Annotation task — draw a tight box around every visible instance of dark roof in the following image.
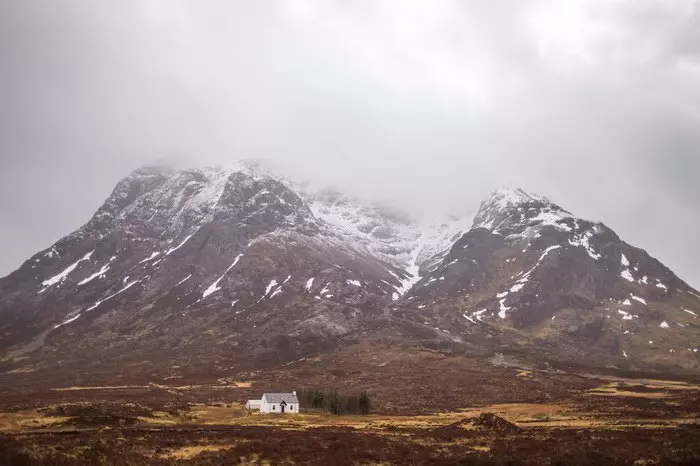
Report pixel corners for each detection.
[262,392,299,403]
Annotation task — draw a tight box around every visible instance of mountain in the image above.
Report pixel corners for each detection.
[1,165,698,396]
[399,188,700,369]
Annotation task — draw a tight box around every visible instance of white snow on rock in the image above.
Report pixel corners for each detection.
[464,309,488,323]
[620,269,634,282]
[617,309,637,320]
[568,231,601,260]
[202,254,244,298]
[265,279,278,296]
[40,250,94,291]
[346,279,361,287]
[682,309,697,317]
[175,274,192,287]
[269,288,283,299]
[392,247,422,300]
[320,282,331,296]
[622,299,632,306]
[85,279,140,312]
[656,282,668,290]
[659,321,670,329]
[305,278,315,291]
[622,350,629,359]
[510,283,525,293]
[517,245,562,283]
[619,254,643,284]
[630,295,647,305]
[139,251,161,263]
[302,186,472,295]
[44,247,59,259]
[77,263,111,286]
[53,313,82,329]
[620,270,634,282]
[165,231,198,256]
[497,291,509,298]
[498,298,510,319]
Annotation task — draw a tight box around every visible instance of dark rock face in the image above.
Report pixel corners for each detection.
[0,170,698,381]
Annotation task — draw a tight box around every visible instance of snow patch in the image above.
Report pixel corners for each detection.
[77,263,110,286]
[265,279,278,296]
[85,280,140,312]
[40,250,94,290]
[510,283,525,293]
[659,321,670,329]
[620,270,634,282]
[165,232,197,256]
[202,254,244,298]
[305,278,315,291]
[568,230,601,260]
[139,251,161,263]
[346,279,361,287]
[175,274,192,287]
[393,246,422,300]
[630,295,647,305]
[498,299,510,319]
[617,309,637,320]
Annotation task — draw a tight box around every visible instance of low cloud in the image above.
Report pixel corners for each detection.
[1,0,699,286]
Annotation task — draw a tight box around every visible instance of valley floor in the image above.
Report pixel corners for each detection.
[0,377,699,465]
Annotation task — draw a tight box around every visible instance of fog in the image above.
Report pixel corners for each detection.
[1,0,699,287]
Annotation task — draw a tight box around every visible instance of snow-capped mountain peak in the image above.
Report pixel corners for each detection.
[472,187,574,238]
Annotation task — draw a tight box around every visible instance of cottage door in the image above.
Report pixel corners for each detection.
[280,401,287,413]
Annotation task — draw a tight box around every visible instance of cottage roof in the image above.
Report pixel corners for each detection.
[262,392,299,403]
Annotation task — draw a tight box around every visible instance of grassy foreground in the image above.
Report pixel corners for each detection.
[0,377,699,465]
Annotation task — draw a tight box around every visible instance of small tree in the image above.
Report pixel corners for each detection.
[345,395,359,414]
[327,389,343,415]
[312,389,324,409]
[358,391,371,415]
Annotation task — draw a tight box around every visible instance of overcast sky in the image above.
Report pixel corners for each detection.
[1,0,699,287]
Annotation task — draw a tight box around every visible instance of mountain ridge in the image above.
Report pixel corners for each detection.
[0,163,698,391]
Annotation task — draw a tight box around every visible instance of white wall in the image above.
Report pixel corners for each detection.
[261,400,299,414]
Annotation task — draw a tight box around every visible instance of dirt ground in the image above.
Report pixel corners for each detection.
[0,375,699,465]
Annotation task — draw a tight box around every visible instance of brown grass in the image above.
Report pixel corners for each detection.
[159,444,237,460]
[0,411,68,432]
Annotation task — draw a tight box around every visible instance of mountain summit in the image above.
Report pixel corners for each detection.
[1,166,698,390]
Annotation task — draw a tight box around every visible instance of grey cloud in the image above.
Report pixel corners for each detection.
[1,0,699,287]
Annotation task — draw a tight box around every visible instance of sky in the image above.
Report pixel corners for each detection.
[0,0,699,287]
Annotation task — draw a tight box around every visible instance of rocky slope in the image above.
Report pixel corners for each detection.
[0,167,698,385]
[401,188,700,369]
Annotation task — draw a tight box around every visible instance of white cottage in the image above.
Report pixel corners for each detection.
[246,392,299,414]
